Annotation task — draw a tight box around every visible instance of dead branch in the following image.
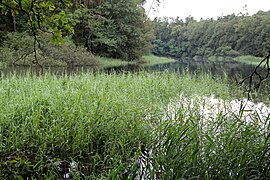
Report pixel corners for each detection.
[238,51,270,99]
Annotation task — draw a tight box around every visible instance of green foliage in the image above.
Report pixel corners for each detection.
[152,11,270,60]
[1,0,154,63]
[0,0,82,44]
[0,32,98,66]
[74,0,154,60]
[0,14,13,43]
[0,32,35,65]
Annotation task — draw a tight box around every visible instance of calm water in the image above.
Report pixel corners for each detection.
[0,59,256,75]
[0,59,266,86]
[108,59,262,84]
[152,59,255,79]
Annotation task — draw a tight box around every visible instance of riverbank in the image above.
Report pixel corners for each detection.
[208,55,264,66]
[0,54,175,70]
[97,55,176,68]
[233,55,264,66]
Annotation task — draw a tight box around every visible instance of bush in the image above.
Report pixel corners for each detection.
[0,32,99,67]
[0,32,34,66]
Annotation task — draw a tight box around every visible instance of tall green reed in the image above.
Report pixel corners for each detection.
[151,95,270,179]
[1,70,267,179]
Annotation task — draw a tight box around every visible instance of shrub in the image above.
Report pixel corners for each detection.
[0,32,99,67]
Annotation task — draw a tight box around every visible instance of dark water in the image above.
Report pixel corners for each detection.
[0,59,265,85]
[151,59,270,99]
[152,59,255,79]
[106,59,260,83]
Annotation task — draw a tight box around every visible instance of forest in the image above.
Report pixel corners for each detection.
[0,0,154,67]
[1,0,270,65]
[152,11,270,59]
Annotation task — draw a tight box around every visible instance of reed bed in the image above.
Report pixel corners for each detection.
[0,71,269,179]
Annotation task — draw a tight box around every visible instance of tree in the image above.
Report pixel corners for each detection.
[0,0,81,44]
[152,10,270,59]
[0,0,84,66]
[74,0,154,60]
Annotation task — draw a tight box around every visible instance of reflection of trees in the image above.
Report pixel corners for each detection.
[152,59,257,82]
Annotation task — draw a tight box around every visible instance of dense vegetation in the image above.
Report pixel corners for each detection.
[1,71,269,179]
[1,1,270,179]
[0,0,154,66]
[73,0,154,60]
[152,11,270,59]
[1,1,270,65]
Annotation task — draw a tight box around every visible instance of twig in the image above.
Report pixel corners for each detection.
[12,50,35,65]
[238,51,270,99]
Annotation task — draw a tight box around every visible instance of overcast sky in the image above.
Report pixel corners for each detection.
[144,0,270,20]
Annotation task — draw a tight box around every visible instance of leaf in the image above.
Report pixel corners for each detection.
[50,35,64,45]
[49,5,56,11]
[15,175,24,180]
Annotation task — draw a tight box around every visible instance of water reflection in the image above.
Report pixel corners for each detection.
[1,59,268,89]
[152,59,256,81]
[104,59,263,84]
[0,59,260,78]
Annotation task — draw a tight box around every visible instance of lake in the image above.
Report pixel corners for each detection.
[0,59,258,76]
[107,59,264,85]
[1,59,267,90]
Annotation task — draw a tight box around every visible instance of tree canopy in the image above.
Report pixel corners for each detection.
[152,11,270,59]
[73,0,154,60]
[0,0,81,44]
[0,0,154,64]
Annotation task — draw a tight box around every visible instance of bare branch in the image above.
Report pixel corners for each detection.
[238,51,270,99]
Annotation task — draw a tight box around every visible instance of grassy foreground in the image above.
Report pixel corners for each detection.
[0,71,269,179]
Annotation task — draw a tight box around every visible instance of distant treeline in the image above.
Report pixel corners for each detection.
[152,11,270,59]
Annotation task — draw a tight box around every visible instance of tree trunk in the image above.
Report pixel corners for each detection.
[12,15,16,32]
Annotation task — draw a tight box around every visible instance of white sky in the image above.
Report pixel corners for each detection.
[144,0,270,20]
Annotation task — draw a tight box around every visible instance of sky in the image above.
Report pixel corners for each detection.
[144,0,270,20]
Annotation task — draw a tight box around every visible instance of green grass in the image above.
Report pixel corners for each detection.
[140,55,176,66]
[0,71,269,179]
[97,56,136,68]
[233,55,264,66]
[209,55,264,66]
[97,55,175,68]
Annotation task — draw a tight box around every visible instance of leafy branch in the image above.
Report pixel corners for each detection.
[0,0,81,68]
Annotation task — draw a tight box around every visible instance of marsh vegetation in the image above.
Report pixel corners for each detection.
[0,71,269,179]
